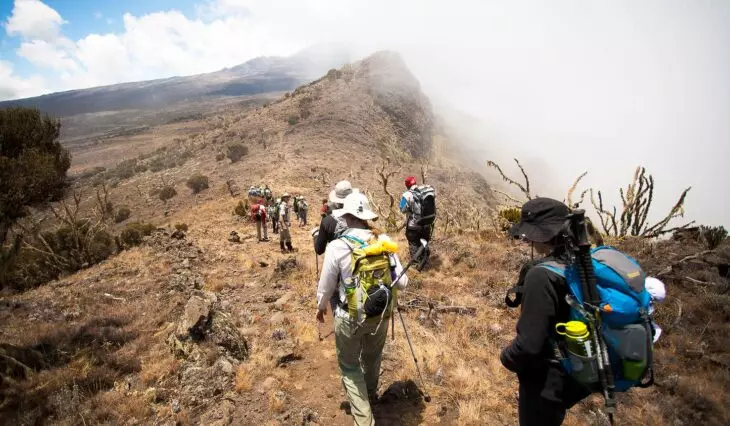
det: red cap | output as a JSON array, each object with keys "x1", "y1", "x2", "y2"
[{"x1": 405, "y1": 176, "x2": 417, "y2": 188}]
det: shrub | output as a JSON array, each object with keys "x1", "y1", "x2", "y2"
[
  {"x1": 186, "y1": 174, "x2": 209, "y2": 194},
  {"x1": 287, "y1": 116, "x2": 298, "y2": 126},
  {"x1": 115, "y1": 207, "x2": 131, "y2": 223},
  {"x1": 114, "y1": 159, "x2": 137, "y2": 180},
  {"x1": 498, "y1": 207, "x2": 521, "y2": 231},
  {"x1": 174, "y1": 223, "x2": 188, "y2": 231},
  {"x1": 159, "y1": 186, "x2": 177, "y2": 203},
  {"x1": 134, "y1": 164, "x2": 148, "y2": 173},
  {"x1": 149, "y1": 157, "x2": 166, "y2": 172},
  {"x1": 119, "y1": 222, "x2": 156, "y2": 248},
  {"x1": 700, "y1": 225, "x2": 728, "y2": 250},
  {"x1": 227, "y1": 144, "x2": 248, "y2": 163},
  {"x1": 215, "y1": 153, "x2": 225, "y2": 162}
]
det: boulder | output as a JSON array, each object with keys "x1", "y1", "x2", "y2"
[
  {"x1": 228, "y1": 231, "x2": 241, "y2": 243},
  {"x1": 209, "y1": 311, "x2": 249, "y2": 361},
  {"x1": 176, "y1": 291, "x2": 218, "y2": 340}
]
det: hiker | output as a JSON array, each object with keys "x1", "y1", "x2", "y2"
[
  {"x1": 268, "y1": 200, "x2": 279, "y2": 234},
  {"x1": 299, "y1": 197, "x2": 309, "y2": 227},
  {"x1": 500, "y1": 198, "x2": 591, "y2": 425},
  {"x1": 251, "y1": 199, "x2": 268, "y2": 242},
  {"x1": 279, "y1": 194, "x2": 294, "y2": 253},
  {"x1": 321, "y1": 198, "x2": 331, "y2": 218},
  {"x1": 399, "y1": 176, "x2": 436, "y2": 271},
  {"x1": 293, "y1": 194, "x2": 300, "y2": 222},
  {"x1": 313, "y1": 181, "x2": 357, "y2": 313},
  {"x1": 313, "y1": 181, "x2": 356, "y2": 256},
  {"x1": 316, "y1": 192, "x2": 409, "y2": 426}
]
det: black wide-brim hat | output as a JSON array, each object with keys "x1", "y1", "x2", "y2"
[{"x1": 509, "y1": 198, "x2": 570, "y2": 243}]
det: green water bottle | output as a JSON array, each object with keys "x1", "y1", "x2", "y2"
[
  {"x1": 343, "y1": 277, "x2": 358, "y2": 319},
  {"x1": 556, "y1": 321, "x2": 599, "y2": 385}
]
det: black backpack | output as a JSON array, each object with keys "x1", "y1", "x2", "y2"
[{"x1": 410, "y1": 185, "x2": 436, "y2": 226}]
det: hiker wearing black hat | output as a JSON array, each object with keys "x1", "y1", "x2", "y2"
[{"x1": 500, "y1": 198, "x2": 589, "y2": 426}]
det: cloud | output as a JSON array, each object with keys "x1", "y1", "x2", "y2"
[
  {"x1": 4, "y1": 0, "x2": 66, "y2": 42},
  {"x1": 16, "y1": 39, "x2": 79, "y2": 72},
  {"x1": 0, "y1": 60, "x2": 47, "y2": 99},
  {"x1": 94, "y1": 12, "x2": 103, "y2": 20}
]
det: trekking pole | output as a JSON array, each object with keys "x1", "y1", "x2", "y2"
[
  {"x1": 568, "y1": 210, "x2": 616, "y2": 424},
  {"x1": 315, "y1": 253, "x2": 319, "y2": 275},
  {"x1": 387, "y1": 239, "x2": 431, "y2": 403},
  {"x1": 397, "y1": 306, "x2": 431, "y2": 402}
]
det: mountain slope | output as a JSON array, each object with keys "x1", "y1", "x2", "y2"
[{"x1": 0, "y1": 52, "x2": 349, "y2": 117}]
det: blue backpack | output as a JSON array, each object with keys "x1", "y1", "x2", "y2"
[{"x1": 539, "y1": 246, "x2": 655, "y2": 392}]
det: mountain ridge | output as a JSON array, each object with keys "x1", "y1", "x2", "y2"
[{"x1": 0, "y1": 51, "x2": 350, "y2": 117}]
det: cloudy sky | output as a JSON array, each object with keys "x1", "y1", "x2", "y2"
[{"x1": 1, "y1": 0, "x2": 729, "y2": 227}]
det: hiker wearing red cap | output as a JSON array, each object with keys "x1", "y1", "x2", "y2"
[{"x1": 399, "y1": 176, "x2": 436, "y2": 271}]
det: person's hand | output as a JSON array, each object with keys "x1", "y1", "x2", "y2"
[{"x1": 316, "y1": 309, "x2": 326, "y2": 323}]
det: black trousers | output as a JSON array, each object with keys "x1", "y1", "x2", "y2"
[
  {"x1": 518, "y1": 381, "x2": 566, "y2": 426},
  {"x1": 405, "y1": 226, "x2": 431, "y2": 268}
]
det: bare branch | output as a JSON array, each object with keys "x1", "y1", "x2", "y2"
[
  {"x1": 567, "y1": 171, "x2": 588, "y2": 208},
  {"x1": 486, "y1": 159, "x2": 531, "y2": 200}
]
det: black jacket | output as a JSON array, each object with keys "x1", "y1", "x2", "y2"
[
  {"x1": 314, "y1": 215, "x2": 339, "y2": 255},
  {"x1": 500, "y1": 256, "x2": 589, "y2": 406}
]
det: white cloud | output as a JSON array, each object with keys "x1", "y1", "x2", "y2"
[
  {"x1": 4, "y1": 0, "x2": 66, "y2": 42},
  {"x1": 94, "y1": 11, "x2": 103, "y2": 20},
  {"x1": 16, "y1": 39, "x2": 79, "y2": 72},
  {"x1": 0, "y1": 60, "x2": 47, "y2": 99}
]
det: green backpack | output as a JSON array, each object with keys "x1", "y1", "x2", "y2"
[{"x1": 340, "y1": 235, "x2": 399, "y2": 325}]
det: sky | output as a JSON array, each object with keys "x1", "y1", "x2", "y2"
[{"x1": 1, "y1": 0, "x2": 729, "y2": 227}]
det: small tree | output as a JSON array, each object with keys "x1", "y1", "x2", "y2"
[
  {"x1": 590, "y1": 166, "x2": 693, "y2": 238},
  {"x1": 159, "y1": 186, "x2": 177, "y2": 203},
  {"x1": 1, "y1": 107, "x2": 70, "y2": 288},
  {"x1": 187, "y1": 174, "x2": 209, "y2": 194},
  {"x1": 227, "y1": 143, "x2": 248, "y2": 163}
]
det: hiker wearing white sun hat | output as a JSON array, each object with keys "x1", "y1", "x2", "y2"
[{"x1": 316, "y1": 191, "x2": 409, "y2": 426}]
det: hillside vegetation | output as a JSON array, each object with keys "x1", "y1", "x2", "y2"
[{"x1": 1, "y1": 51, "x2": 728, "y2": 425}]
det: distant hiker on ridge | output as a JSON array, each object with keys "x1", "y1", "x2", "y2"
[
  {"x1": 279, "y1": 194, "x2": 294, "y2": 253},
  {"x1": 399, "y1": 176, "x2": 436, "y2": 271},
  {"x1": 316, "y1": 192, "x2": 409, "y2": 426}
]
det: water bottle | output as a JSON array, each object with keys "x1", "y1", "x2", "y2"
[
  {"x1": 343, "y1": 277, "x2": 358, "y2": 319},
  {"x1": 556, "y1": 321, "x2": 599, "y2": 385}
]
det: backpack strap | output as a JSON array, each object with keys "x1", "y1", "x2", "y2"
[{"x1": 537, "y1": 261, "x2": 567, "y2": 277}]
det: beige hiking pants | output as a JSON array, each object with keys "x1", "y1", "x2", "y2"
[
  {"x1": 334, "y1": 315, "x2": 388, "y2": 426},
  {"x1": 256, "y1": 220, "x2": 267, "y2": 240}
]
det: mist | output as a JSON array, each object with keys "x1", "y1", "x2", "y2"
[{"x1": 294, "y1": 0, "x2": 730, "y2": 228}]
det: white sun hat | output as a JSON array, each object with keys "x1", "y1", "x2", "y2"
[
  {"x1": 329, "y1": 180, "x2": 360, "y2": 204},
  {"x1": 333, "y1": 192, "x2": 378, "y2": 221}
]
